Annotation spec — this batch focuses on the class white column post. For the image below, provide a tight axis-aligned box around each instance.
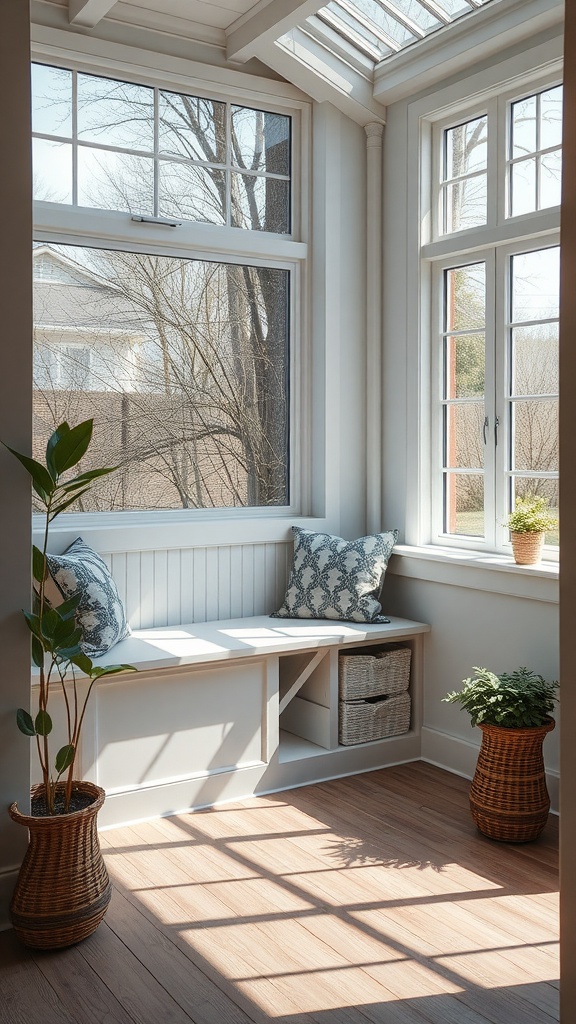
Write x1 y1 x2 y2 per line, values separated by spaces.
365 121 384 534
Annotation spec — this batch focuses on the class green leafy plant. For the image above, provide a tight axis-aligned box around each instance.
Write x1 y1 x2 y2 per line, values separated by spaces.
443 666 558 728
3 419 135 814
505 495 557 534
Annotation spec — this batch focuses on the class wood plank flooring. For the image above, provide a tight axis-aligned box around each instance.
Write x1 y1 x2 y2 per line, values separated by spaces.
0 763 559 1024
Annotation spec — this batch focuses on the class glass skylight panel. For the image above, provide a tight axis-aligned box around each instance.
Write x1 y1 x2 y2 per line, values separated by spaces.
313 0 494 66
322 2 398 53
433 0 475 16
352 0 417 47
388 0 442 33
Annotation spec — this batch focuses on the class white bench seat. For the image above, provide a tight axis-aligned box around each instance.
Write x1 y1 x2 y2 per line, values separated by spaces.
91 613 430 674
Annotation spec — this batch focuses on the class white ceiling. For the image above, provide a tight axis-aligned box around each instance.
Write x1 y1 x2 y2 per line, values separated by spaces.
44 0 564 125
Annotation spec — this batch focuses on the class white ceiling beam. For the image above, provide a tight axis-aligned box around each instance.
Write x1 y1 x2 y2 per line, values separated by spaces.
69 0 118 29
251 27 386 126
226 0 324 63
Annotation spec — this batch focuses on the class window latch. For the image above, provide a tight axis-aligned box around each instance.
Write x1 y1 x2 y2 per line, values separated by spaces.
483 416 489 444
495 416 500 446
131 215 183 228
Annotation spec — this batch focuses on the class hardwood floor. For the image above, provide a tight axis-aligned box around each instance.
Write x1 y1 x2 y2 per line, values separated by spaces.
0 763 559 1024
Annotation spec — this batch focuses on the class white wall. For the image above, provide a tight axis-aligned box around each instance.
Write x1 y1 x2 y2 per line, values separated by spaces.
381 31 562 799
560 1 576 1014
0 8 370 929
0 1 34 928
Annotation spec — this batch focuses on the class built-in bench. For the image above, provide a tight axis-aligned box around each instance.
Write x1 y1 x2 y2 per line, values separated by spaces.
34 613 430 828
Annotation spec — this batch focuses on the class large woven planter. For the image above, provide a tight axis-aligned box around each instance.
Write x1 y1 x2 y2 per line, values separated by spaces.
510 531 545 565
469 719 555 842
9 781 111 949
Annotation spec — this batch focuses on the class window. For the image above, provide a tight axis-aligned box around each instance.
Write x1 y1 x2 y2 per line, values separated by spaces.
31 62 301 515
426 80 561 556
32 64 292 233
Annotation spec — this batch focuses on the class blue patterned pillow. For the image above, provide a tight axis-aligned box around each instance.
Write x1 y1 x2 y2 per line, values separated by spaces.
46 537 131 657
271 527 398 623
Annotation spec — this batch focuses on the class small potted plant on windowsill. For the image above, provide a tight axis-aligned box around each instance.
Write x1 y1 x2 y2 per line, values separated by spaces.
443 666 558 842
504 495 557 565
3 419 135 949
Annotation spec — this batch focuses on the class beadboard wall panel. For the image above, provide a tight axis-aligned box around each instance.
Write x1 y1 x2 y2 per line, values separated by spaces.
106 541 292 629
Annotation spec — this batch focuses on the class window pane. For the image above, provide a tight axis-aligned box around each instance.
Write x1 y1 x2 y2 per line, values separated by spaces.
346 0 415 46
33 245 290 511
77 148 154 214
445 264 485 332
512 399 558 472
445 117 487 178
540 86 563 150
159 92 226 163
32 64 72 137
445 334 485 398
77 74 154 151
540 150 562 209
231 107 291 176
392 0 441 31
511 95 536 158
444 473 484 537
445 403 485 468
33 138 72 204
230 174 290 233
443 176 487 232
511 248 560 322
158 163 226 225
510 157 536 216
512 324 558 396
435 0 471 16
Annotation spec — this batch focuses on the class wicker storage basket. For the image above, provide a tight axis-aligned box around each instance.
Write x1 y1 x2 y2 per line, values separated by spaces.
339 691 411 745
339 644 411 700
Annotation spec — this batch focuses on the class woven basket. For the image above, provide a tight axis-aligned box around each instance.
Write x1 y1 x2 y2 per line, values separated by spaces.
511 531 545 565
339 645 411 700
9 781 111 949
339 691 411 745
469 719 555 842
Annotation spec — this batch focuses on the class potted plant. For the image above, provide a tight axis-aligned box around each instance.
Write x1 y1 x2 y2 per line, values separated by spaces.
444 666 558 842
504 495 557 565
3 419 134 949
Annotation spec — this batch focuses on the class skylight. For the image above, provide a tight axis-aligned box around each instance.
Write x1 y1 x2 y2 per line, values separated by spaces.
313 0 495 66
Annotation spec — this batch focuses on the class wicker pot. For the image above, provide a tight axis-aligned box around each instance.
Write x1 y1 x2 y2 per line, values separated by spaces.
510 531 545 565
469 719 555 842
9 781 111 949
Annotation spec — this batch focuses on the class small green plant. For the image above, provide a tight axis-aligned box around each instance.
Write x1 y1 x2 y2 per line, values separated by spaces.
505 495 557 535
443 666 558 728
3 419 135 814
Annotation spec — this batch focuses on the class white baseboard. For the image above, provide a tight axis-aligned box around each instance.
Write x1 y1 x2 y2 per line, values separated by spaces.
421 726 559 814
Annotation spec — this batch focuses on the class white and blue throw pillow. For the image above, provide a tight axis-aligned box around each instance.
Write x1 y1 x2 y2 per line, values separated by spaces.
46 537 131 657
271 527 398 623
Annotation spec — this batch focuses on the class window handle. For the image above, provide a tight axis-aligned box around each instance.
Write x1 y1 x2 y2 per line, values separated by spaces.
495 416 500 446
483 416 489 444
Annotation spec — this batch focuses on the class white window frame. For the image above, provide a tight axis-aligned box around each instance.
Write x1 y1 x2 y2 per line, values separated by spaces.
30 46 312 540
419 62 561 562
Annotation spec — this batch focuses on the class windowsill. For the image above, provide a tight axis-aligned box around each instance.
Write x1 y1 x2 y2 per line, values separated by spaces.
389 544 558 603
